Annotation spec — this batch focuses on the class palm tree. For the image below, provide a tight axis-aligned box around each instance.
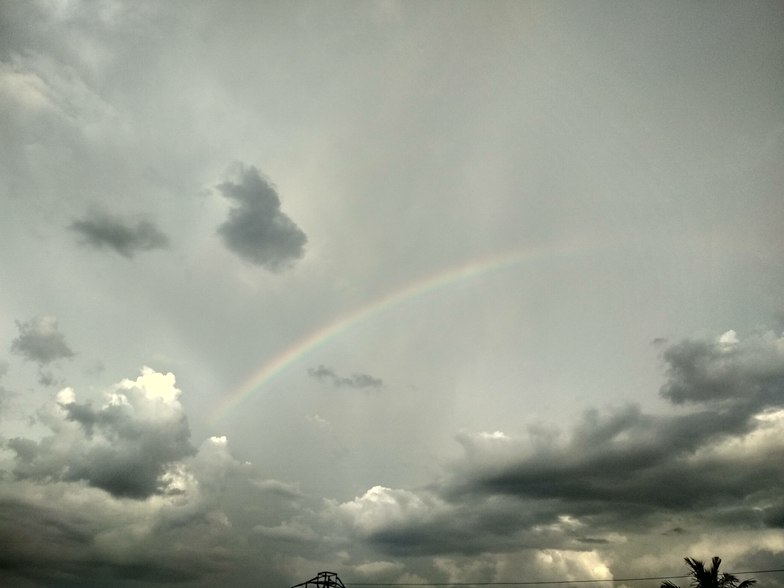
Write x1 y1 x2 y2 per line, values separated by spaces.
661 556 756 588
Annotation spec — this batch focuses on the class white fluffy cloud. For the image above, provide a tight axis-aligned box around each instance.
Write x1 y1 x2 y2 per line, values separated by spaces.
335 485 446 536
0 368 304 586
7 368 195 498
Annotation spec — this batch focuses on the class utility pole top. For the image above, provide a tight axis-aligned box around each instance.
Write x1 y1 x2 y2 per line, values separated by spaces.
291 571 347 588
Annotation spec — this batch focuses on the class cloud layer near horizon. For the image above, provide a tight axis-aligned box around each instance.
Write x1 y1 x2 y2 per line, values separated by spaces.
2 330 784 586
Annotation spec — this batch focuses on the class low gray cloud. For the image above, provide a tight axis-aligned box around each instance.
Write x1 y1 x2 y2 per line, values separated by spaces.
0 366 306 587
0 462 274 588
253 479 304 499
11 315 74 365
660 330 784 405
7 368 195 499
308 364 383 389
331 329 784 566
37 369 59 387
215 164 307 271
71 211 170 258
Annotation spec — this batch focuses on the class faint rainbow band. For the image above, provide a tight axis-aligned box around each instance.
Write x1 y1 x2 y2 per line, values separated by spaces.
212 238 607 421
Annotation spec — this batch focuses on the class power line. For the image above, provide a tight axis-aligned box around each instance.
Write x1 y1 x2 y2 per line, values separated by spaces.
345 566 784 586
347 577 690 586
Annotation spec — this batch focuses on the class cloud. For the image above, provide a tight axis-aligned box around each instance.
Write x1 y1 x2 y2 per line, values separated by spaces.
253 479 304 499
0 454 264 587
6 368 195 499
0 491 231 586
215 164 307 271
70 211 170 258
0 370 299 586
36 369 58 387
326 329 784 571
3 337 784 587
452 330 784 517
10 315 74 365
253 520 318 543
308 364 383 389
660 329 784 405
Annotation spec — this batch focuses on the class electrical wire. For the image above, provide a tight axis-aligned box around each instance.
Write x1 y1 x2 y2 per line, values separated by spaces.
345 566 784 586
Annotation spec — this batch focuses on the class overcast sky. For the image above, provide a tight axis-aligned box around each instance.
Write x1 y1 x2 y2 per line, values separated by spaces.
2 1 784 587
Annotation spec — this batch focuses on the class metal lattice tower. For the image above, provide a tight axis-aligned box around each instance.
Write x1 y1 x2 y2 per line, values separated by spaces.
290 571 347 588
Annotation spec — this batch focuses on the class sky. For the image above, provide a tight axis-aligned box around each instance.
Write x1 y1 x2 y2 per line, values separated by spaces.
1 1 784 586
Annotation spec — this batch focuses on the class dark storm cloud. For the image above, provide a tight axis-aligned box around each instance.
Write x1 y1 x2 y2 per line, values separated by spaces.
0 361 9 409
0 431 297 588
458 330 784 513
6 369 195 499
0 494 237 587
308 364 383 389
70 211 170 258
0 365 308 587
215 164 307 271
660 331 784 405
11 315 74 364
460 407 783 515
0 498 94 583
334 330 784 557
349 491 567 557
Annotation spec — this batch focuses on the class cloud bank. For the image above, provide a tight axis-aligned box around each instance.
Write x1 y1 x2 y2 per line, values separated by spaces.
216 164 307 271
0 368 295 587
323 329 784 583
2 330 784 586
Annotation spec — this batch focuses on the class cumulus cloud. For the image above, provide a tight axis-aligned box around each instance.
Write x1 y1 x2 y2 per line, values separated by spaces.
7 368 194 499
308 364 383 389
0 454 267 587
660 329 784 405
0 369 302 587
71 211 170 257
457 330 784 521
325 329 784 579
10 315 74 364
4 333 784 587
215 164 307 271
335 486 445 537
0 487 236 586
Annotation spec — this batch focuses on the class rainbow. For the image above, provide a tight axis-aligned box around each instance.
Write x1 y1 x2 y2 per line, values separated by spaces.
213 239 603 421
